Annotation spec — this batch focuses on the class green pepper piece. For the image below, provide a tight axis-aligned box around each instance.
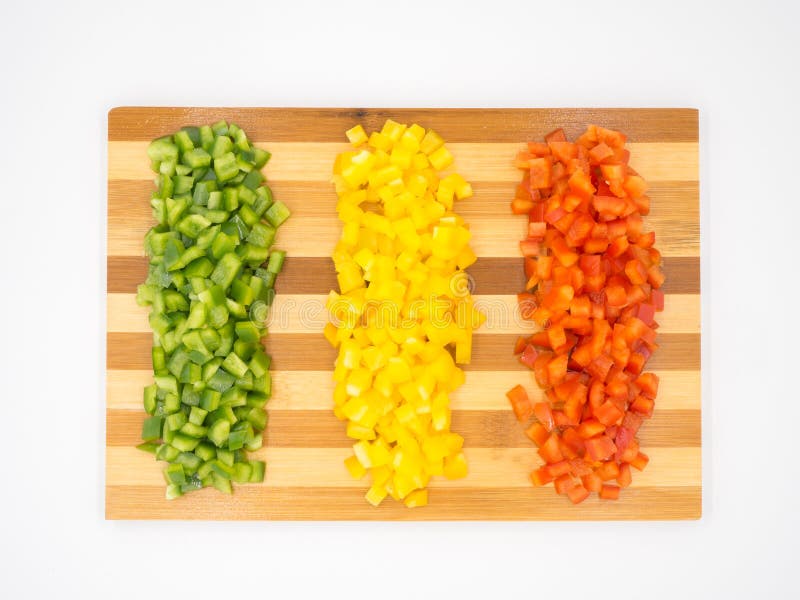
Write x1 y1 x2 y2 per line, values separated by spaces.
176 451 203 472
232 462 252 483
211 231 238 260
226 298 248 320
185 302 207 329
253 148 271 169
183 147 211 170
137 442 159 455
238 244 269 265
165 411 187 432
211 120 229 135
171 432 201 452
182 330 213 365
238 204 259 227
247 222 276 249
199 126 215 151
177 214 211 239
174 130 194 153
222 352 249 378
235 370 254 391
235 321 262 344
165 484 183 500
166 349 190 379
249 460 266 482
253 373 272 397
248 351 271 378
210 135 233 159
154 374 179 395
143 384 158 415
264 200 291 228
227 428 247 451
200 328 221 353
189 406 208 426
179 362 201 385
199 284 226 307
213 151 239 182
208 420 230 448
141 416 164 441
215 322 235 357
152 346 167 372
194 441 216 462
164 463 186 485
172 175 194 195
200 388 221 412
234 340 257 362
231 279 255 306
180 126 201 146
212 473 232 494
216 448 235 467
210 252 242 290
179 422 208 439
221 386 247 408
246 407 268 431
242 169 264 190
148 138 179 163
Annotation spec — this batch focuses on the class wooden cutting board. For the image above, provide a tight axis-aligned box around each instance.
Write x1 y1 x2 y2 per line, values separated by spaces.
107 107 700 520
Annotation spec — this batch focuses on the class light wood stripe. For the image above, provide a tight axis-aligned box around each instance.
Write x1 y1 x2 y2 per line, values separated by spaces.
107 408 700 449
106 485 702 520
107 255 701 295
108 177 698 256
108 107 699 143
107 369 701 411
106 446 700 488
109 141 699 183
107 331 701 371
107 292 700 335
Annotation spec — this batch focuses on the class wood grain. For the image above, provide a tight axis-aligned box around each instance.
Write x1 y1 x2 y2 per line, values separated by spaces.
106 107 700 520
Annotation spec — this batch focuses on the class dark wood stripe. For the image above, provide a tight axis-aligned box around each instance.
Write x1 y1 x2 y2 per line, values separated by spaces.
105 484 702 520
107 255 699 295
107 332 700 371
109 107 698 143
107 408 699 449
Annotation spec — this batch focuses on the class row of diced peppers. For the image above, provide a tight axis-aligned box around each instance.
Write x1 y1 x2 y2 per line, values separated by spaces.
507 125 664 504
325 120 482 507
137 121 289 499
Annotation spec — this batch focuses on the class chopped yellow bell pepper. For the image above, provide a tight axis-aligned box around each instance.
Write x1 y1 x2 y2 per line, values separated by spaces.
327 119 483 507
346 124 368 147
403 488 428 508
344 454 367 479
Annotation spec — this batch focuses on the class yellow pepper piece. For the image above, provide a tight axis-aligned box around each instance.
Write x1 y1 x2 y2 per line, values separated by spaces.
428 146 454 171
408 123 426 142
419 129 444 155
326 119 483 508
403 489 428 508
443 451 468 480
346 124 368 147
344 455 367 479
365 483 388 507
368 132 392 152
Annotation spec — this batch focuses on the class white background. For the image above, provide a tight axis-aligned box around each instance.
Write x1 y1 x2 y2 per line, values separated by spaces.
1 0 798 598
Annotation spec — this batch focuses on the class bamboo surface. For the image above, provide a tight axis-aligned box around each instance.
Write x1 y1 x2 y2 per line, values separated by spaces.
106 107 700 520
